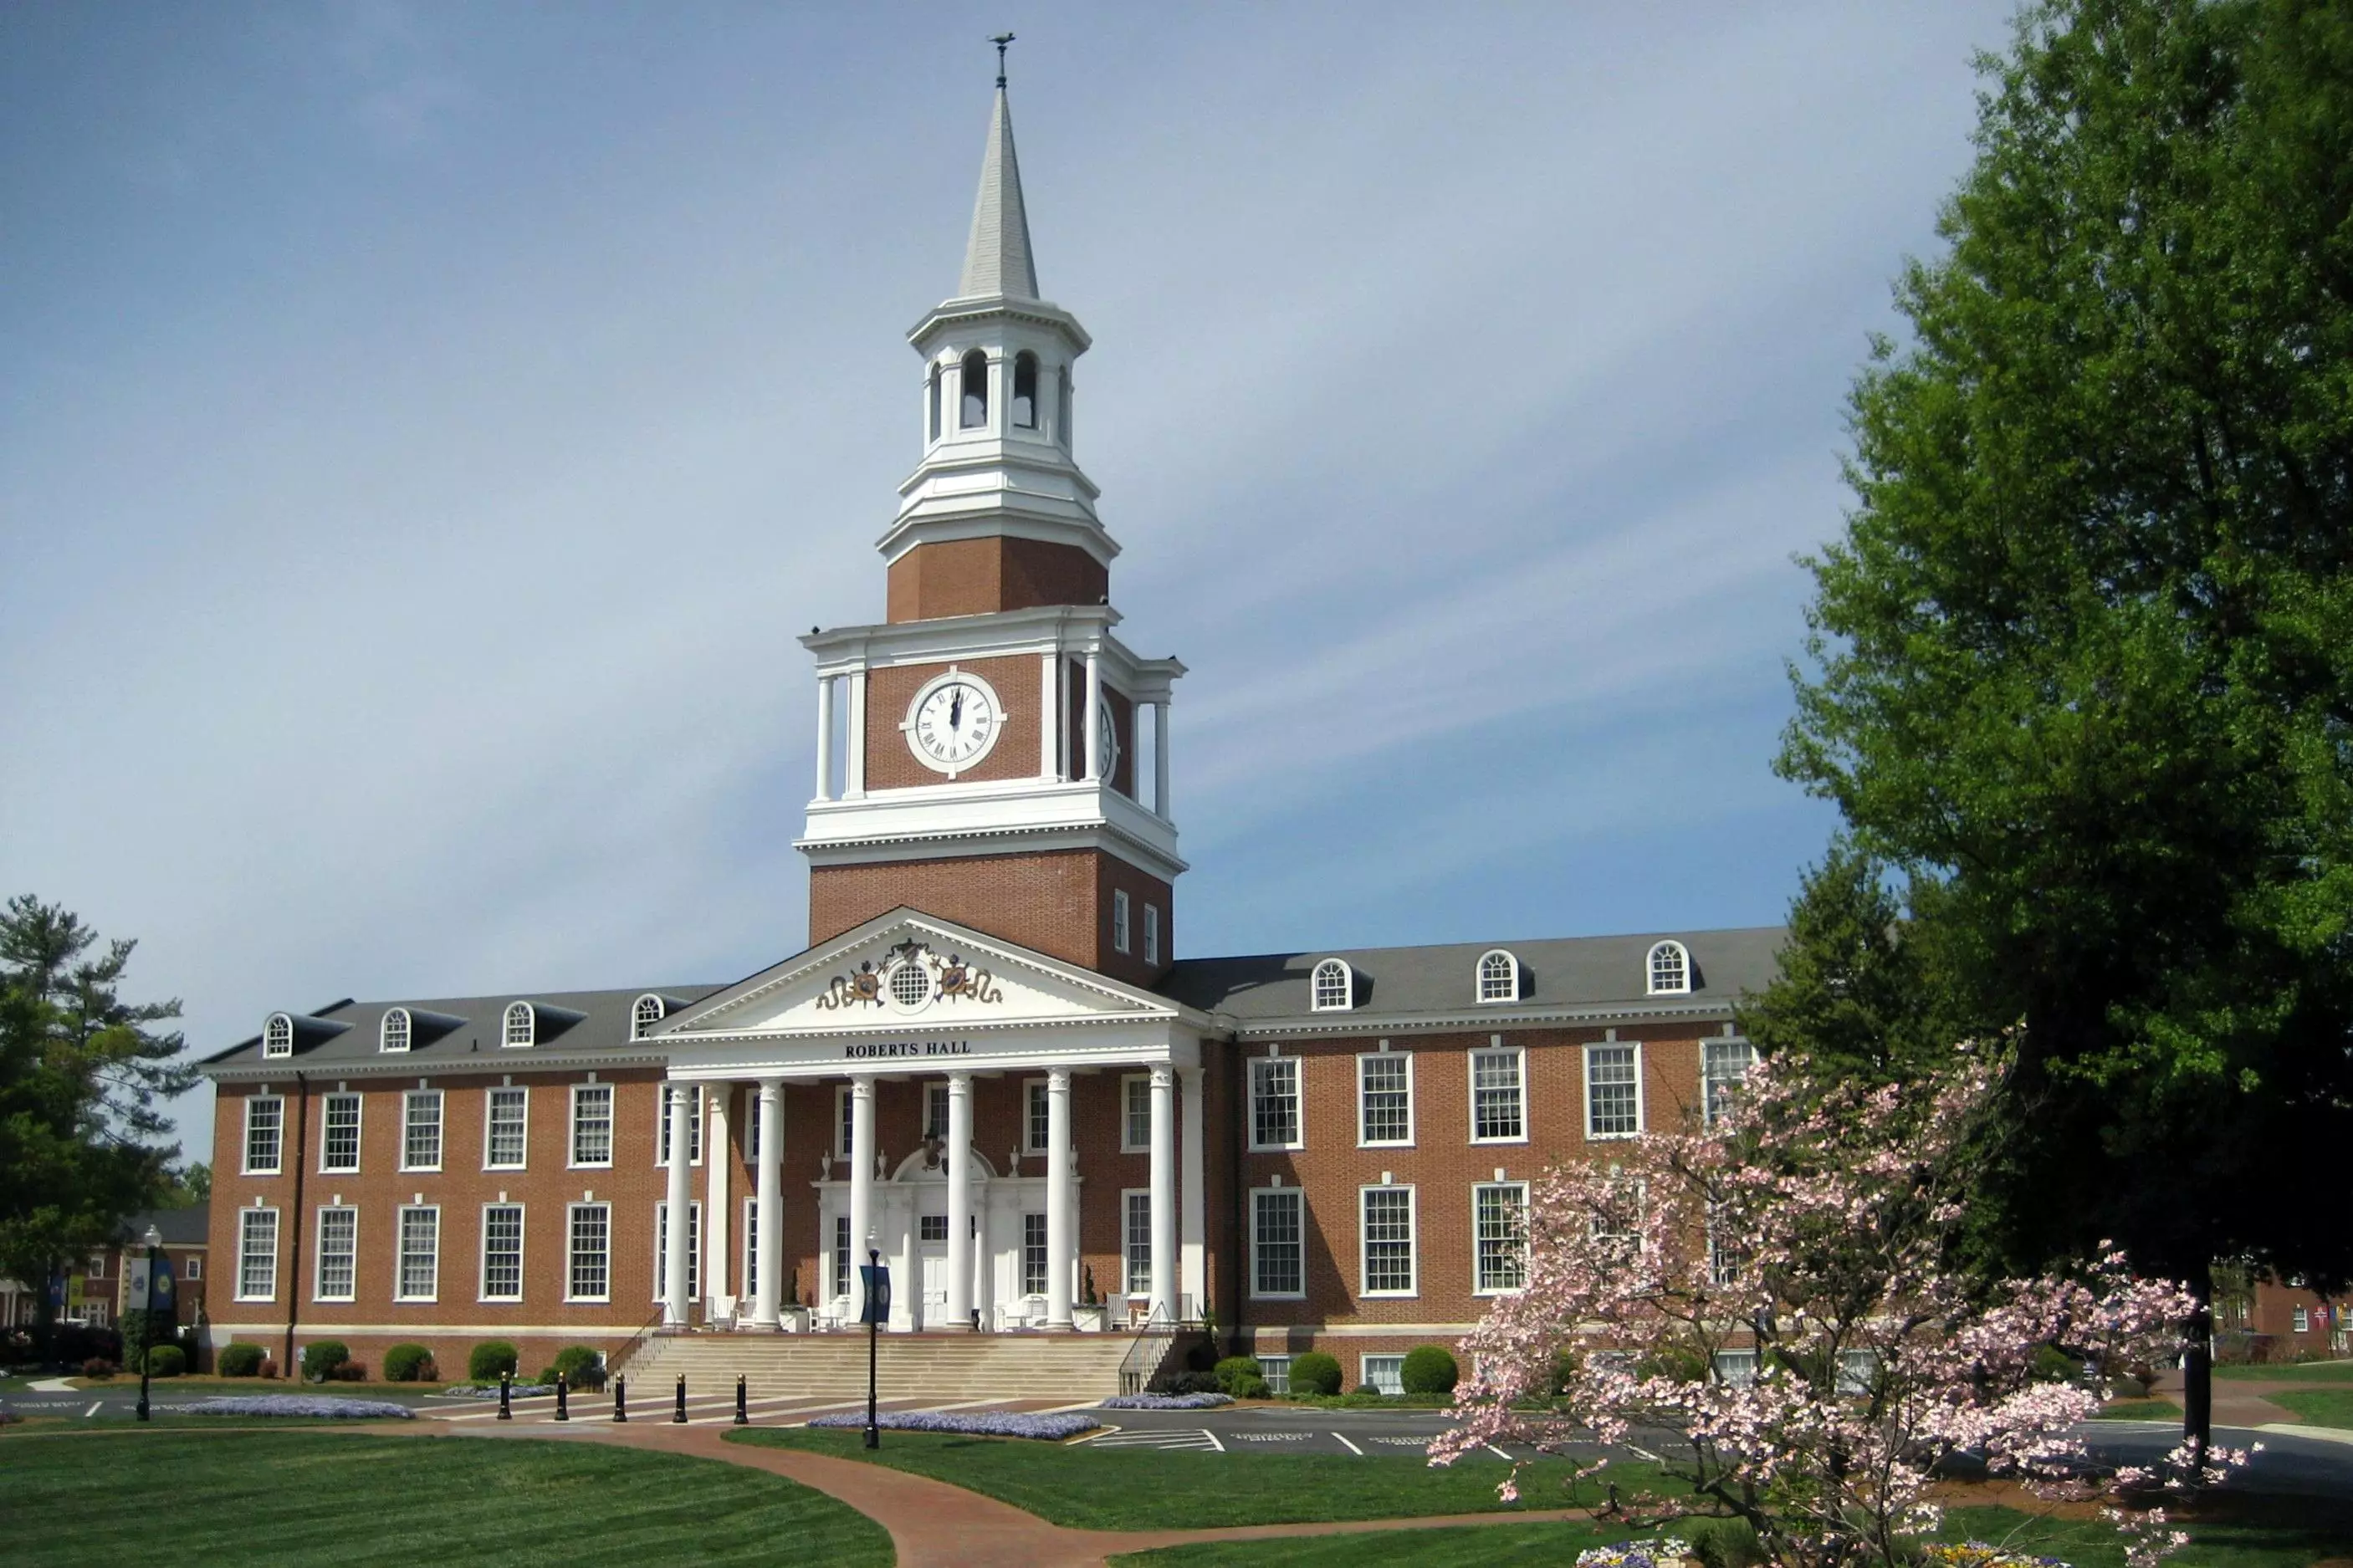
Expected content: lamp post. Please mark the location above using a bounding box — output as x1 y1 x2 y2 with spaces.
136 1223 161 1423
863 1230 881 1450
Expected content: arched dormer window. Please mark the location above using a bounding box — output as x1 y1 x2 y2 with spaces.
263 1013 294 1059
381 1008 412 1053
1647 941 1691 996
1476 950 1519 1004
503 1002 535 1048
1311 958 1353 1013
958 349 989 429
1011 351 1038 429
632 993 666 1040
927 362 943 442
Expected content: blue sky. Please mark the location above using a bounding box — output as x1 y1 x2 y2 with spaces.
0 3 2016 1160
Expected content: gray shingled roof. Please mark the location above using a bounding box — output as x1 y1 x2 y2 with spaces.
120 1204 209 1247
1155 927 1786 1023
959 85 1039 299
201 985 724 1070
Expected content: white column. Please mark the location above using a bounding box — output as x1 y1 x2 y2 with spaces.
815 677 836 802
845 669 867 798
1149 1066 1176 1324
1082 651 1103 782
753 1078 783 1328
896 1201 917 1331
1038 654 1059 780
945 1072 974 1331
1153 701 1171 817
973 1193 995 1330
705 1085 731 1316
1045 1069 1073 1329
1179 1066 1205 1320
848 1075 877 1305
662 1082 693 1327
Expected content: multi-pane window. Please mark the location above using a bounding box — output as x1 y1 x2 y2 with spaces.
568 1203 611 1301
1713 1350 1758 1387
402 1090 443 1171
1123 1076 1152 1152
504 1002 535 1047
1361 1186 1416 1295
632 993 664 1039
1312 958 1352 1012
918 1213 948 1243
653 1202 701 1300
1022 1213 1048 1297
1358 1053 1412 1145
1251 1187 1304 1297
1648 941 1691 996
742 1200 760 1301
396 1206 439 1300
243 1096 284 1175
1702 1039 1756 1125
320 1094 361 1173
263 1014 293 1058
1474 1182 1528 1293
486 1087 528 1169
832 1213 852 1300
656 1087 703 1166
1025 1080 1050 1155
1112 889 1131 953
1584 1044 1642 1137
746 1090 762 1162
237 1208 279 1300
926 1083 949 1141
1707 1215 1748 1290
1477 950 1517 1003
1123 1191 1152 1296
836 1086 857 1159
1471 1047 1525 1142
380 1009 410 1053
1144 904 1161 967
482 1204 524 1301
1250 1057 1301 1149
315 1207 356 1301
571 1085 614 1167
1363 1354 1405 1396
1260 1356 1292 1395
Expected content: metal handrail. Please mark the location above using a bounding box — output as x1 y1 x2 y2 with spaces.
1118 1303 1181 1395
608 1306 672 1382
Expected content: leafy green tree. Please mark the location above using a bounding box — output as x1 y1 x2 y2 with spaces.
0 896 194 1355
1778 0 2353 1454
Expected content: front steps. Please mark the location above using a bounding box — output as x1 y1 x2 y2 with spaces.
612 1330 1163 1403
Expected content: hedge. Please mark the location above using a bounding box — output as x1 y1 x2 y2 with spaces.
1212 1355 1262 1396
218 1342 266 1377
467 1341 520 1382
382 1344 435 1383
142 1344 187 1378
1287 1351 1343 1396
1401 1344 1460 1395
299 1341 350 1382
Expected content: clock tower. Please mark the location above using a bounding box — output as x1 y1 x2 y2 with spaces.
796 81 1184 986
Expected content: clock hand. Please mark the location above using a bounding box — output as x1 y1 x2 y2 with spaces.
949 690 963 730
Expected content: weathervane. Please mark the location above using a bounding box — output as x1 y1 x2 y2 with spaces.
991 32 1015 89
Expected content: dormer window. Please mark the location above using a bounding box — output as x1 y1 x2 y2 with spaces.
958 350 989 428
1311 958 1353 1013
503 1002 535 1049
263 1013 293 1059
1012 351 1038 428
381 1008 411 1054
1476 950 1519 1004
632 994 667 1040
1648 941 1691 996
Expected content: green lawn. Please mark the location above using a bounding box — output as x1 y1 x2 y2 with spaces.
1109 1521 1628 1565
2268 1387 2353 1428
0 1429 892 1566
729 1427 1675 1529
2090 1397 2183 1421
2215 1360 2353 1382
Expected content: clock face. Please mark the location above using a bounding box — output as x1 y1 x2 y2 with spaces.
908 675 1000 774
1095 696 1121 780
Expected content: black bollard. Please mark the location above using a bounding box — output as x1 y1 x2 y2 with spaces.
734 1374 748 1426
613 1376 627 1423
673 1374 688 1424
497 1371 512 1421
555 1372 570 1422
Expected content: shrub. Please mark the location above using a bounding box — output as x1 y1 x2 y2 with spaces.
258 1358 280 1380
382 1344 433 1383
1184 1339 1218 1372
2029 1344 2085 1385
1212 1355 1262 1396
467 1341 519 1382
81 1357 119 1379
1401 1344 1460 1396
1691 1518 1766 1568
49 1324 124 1368
1552 1346 1579 1394
331 1361 368 1382
1288 1351 1343 1396
1352 1383 1380 1397
300 1341 350 1383
1160 1370 1222 1396
551 1346 606 1391
142 1344 186 1378
218 1342 265 1377
1234 1373 1271 1399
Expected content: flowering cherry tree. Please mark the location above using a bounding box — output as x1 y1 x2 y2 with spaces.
1430 1045 2247 1568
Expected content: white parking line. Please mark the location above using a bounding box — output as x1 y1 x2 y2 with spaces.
83 1401 101 1418
1486 1443 1514 1461
1332 1432 1363 1455
1628 1443 1662 1463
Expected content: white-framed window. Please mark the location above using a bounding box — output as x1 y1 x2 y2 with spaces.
243 1095 284 1175
1249 1055 1302 1150
485 1086 529 1170
1476 949 1519 1004
481 1203 524 1302
925 1082 949 1141
567 1202 611 1302
1311 958 1353 1013
833 1213 854 1301
1122 1074 1152 1152
1363 1353 1405 1396
1143 904 1162 966
1713 1350 1758 1387
1702 1039 1756 1125
656 1086 704 1167
380 1008 410 1053
653 1201 702 1300
1021 1213 1047 1297
236 1208 279 1301
743 1198 760 1303
402 1089 444 1172
314 1206 356 1302
632 993 666 1040
1473 1182 1528 1294
396 1205 439 1301
1584 1043 1644 1138
1837 1350 1878 1395
1250 1186 1304 1298
1024 1079 1050 1155
263 1013 293 1059
570 1084 614 1167
1123 1190 1152 1296
1260 1355 1292 1395
504 1001 535 1048
1358 1051 1413 1146
1112 889 1132 954
1647 940 1691 996
320 1093 361 1174
182 1257 201 1281
1707 1212 1747 1289
1471 1044 1526 1142
745 1088 762 1163
1360 1184 1416 1296
2294 1305 2310 1333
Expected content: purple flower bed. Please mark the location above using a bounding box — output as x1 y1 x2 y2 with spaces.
181 1396 415 1419
1100 1392 1234 1410
806 1408 1099 1440
440 1383 553 1398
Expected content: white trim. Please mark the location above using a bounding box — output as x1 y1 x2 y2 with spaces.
1582 1040 1645 1140
234 1207 280 1302
565 1200 613 1304
241 1095 284 1177
1111 888 1132 954
483 1085 529 1172
380 1007 411 1054
1701 1037 1755 1126
1247 1055 1304 1152
569 1082 615 1169
1361 1351 1407 1396
652 1200 703 1303
898 666 1007 779
263 1013 293 1059
632 993 667 1040
479 1201 525 1303
1311 958 1353 1014
312 1205 358 1303
1355 1050 1414 1148
1247 1184 1306 1300
1119 1072 1152 1153
1471 1181 1530 1296
1475 950 1520 1004
654 1085 704 1168
399 1088 445 1172
1120 1187 1153 1297
318 1091 363 1175
1468 1044 1528 1145
1646 941 1692 997
503 1001 535 1048
1358 1183 1418 1298
393 1203 440 1303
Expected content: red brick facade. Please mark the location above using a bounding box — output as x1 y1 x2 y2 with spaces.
809 849 1171 986
885 536 1107 623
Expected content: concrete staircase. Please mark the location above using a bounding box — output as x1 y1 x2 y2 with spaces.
611 1331 1150 1403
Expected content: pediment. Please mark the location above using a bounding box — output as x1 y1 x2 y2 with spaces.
657 909 1174 1040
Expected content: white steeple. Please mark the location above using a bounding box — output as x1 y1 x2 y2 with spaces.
958 86 1039 301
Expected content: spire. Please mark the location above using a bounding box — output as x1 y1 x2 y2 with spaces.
958 84 1039 300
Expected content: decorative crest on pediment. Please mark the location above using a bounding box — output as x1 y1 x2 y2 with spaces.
816 938 1006 1015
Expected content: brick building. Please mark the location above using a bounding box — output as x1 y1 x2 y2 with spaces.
197 83 1782 1391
